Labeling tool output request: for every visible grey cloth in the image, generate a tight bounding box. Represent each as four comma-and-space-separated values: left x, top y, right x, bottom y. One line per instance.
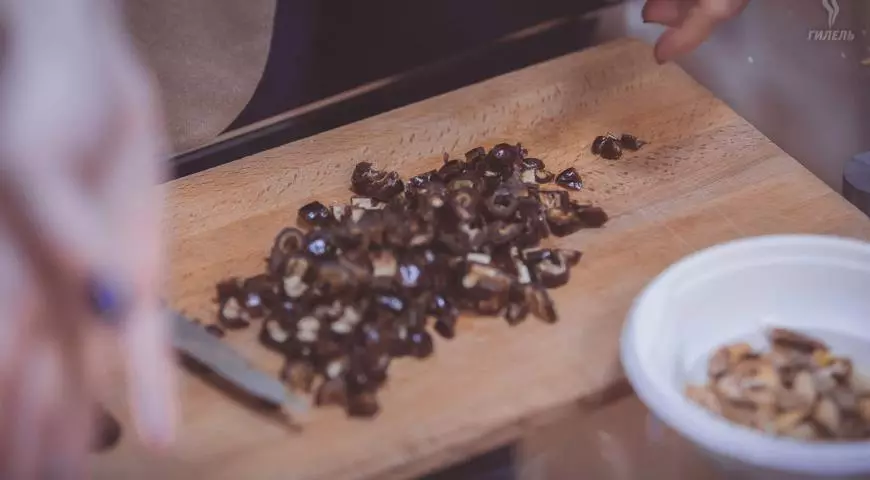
124, 0, 276, 153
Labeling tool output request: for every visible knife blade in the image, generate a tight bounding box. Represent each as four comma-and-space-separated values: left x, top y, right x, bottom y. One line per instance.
170, 311, 308, 414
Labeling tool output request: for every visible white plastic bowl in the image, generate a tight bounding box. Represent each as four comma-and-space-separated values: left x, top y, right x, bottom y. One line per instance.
621, 235, 870, 479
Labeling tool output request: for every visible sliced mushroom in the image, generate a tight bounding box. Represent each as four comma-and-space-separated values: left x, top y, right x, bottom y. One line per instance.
536, 190, 569, 210
305, 230, 339, 259
619, 133, 647, 151
438, 159, 467, 182
573, 204, 609, 228
351, 162, 404, 201
273, 227, 307, 255
215, 277, 244, 302
218, 296, 250, 329
347, 391, 380, 418
504, 301, 529, 326
534, 169, 555, 183
520, 157, 545, 170
448, 188, 480, 223
370, 250, 398, 280
313, 261, 357, 300
281, 360, 315, 392
316, 377, 348, 407
204, 324, 225, 338
813, 397, 842, 436
350, 196, 385, 210
259, 316, 293, 353
485, 188, 519, 219
523, 285, 557, 323
599, 136, 622, 160
531, 252, 570, 288
298, 201, 336, 228
769, 328, 828, 354
407, 328, 434, 358
685, 385, 722, 414
546, 207, 583, 237
555, 167, 583, 191
465, 146, 486, 164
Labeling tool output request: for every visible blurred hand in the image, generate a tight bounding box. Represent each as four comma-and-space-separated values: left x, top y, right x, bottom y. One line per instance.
643, 0, 750, 63
0, 0, 176, 477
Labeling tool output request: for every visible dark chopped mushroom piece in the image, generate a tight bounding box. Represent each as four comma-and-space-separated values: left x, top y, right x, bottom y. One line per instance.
305, 230, 340, 259
531, 251, 571, 288
351, 162, 404, 201
591, 135, 608, 155
259, 316, 293, 353
521, 158, 545, 170
347, 391, 380, 417
282, 360, 316, 392
218, 296, 250, 329
212, 142, 607, 418
537, 190, 569, 210
574, 205, 609, 228
448, 188, 480, 223
268, 228, 307, 275
485, 188, 519, 219
620, 133, 647, 151
534, 169, 555, 184
216, 277, 244, 302
524, 285, 557, 323
546, 207, 584, 237
316, 378, 348, 407
559, 249, 583, 266
350, 196, 385, 210
205, 324, 225, 338
599, 137, 622, 160
242, 274, 276, 318
488, 143, 520, 167
465, 146, 486, 163
438, 158, 467, 182
408, 328, 434, 358
282, 254, 314, 299
555, 167, 583, 191
298, 201, 335, 228
409, 170, 438, 189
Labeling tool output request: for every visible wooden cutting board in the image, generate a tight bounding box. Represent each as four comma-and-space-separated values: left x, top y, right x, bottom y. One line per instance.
92, 38, 870, 479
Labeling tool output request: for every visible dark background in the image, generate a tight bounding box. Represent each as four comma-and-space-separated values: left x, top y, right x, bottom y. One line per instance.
175, 0, 611, 176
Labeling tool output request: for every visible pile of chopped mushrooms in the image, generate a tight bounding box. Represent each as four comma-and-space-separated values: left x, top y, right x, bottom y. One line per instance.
212, 143, 610, 417
687, 328, 870, 441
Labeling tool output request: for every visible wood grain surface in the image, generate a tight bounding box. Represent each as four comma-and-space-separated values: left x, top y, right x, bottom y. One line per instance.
92, 38, 870, 479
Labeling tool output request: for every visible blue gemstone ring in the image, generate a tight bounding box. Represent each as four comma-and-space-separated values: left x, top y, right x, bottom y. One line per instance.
88, 278, 127, 326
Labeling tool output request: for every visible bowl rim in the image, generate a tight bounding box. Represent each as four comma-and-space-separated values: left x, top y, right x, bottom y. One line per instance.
621, 234, 870, 475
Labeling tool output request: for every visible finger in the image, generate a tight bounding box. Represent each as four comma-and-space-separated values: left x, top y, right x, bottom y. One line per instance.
654, 6, 720, 64
123, 307, 177, 448
6, 342, 63, 479
642, 0, 693, 27
107, 86, 177, 449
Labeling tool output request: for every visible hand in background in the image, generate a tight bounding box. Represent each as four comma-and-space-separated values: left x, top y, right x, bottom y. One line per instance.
0, 0, 176, 476
643, 0, 751, 63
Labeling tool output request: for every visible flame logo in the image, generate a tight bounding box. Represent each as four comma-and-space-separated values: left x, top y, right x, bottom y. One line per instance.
822, 0, 840, 28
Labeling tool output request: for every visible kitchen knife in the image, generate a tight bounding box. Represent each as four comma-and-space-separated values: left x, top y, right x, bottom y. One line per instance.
170, 311, 308, 414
